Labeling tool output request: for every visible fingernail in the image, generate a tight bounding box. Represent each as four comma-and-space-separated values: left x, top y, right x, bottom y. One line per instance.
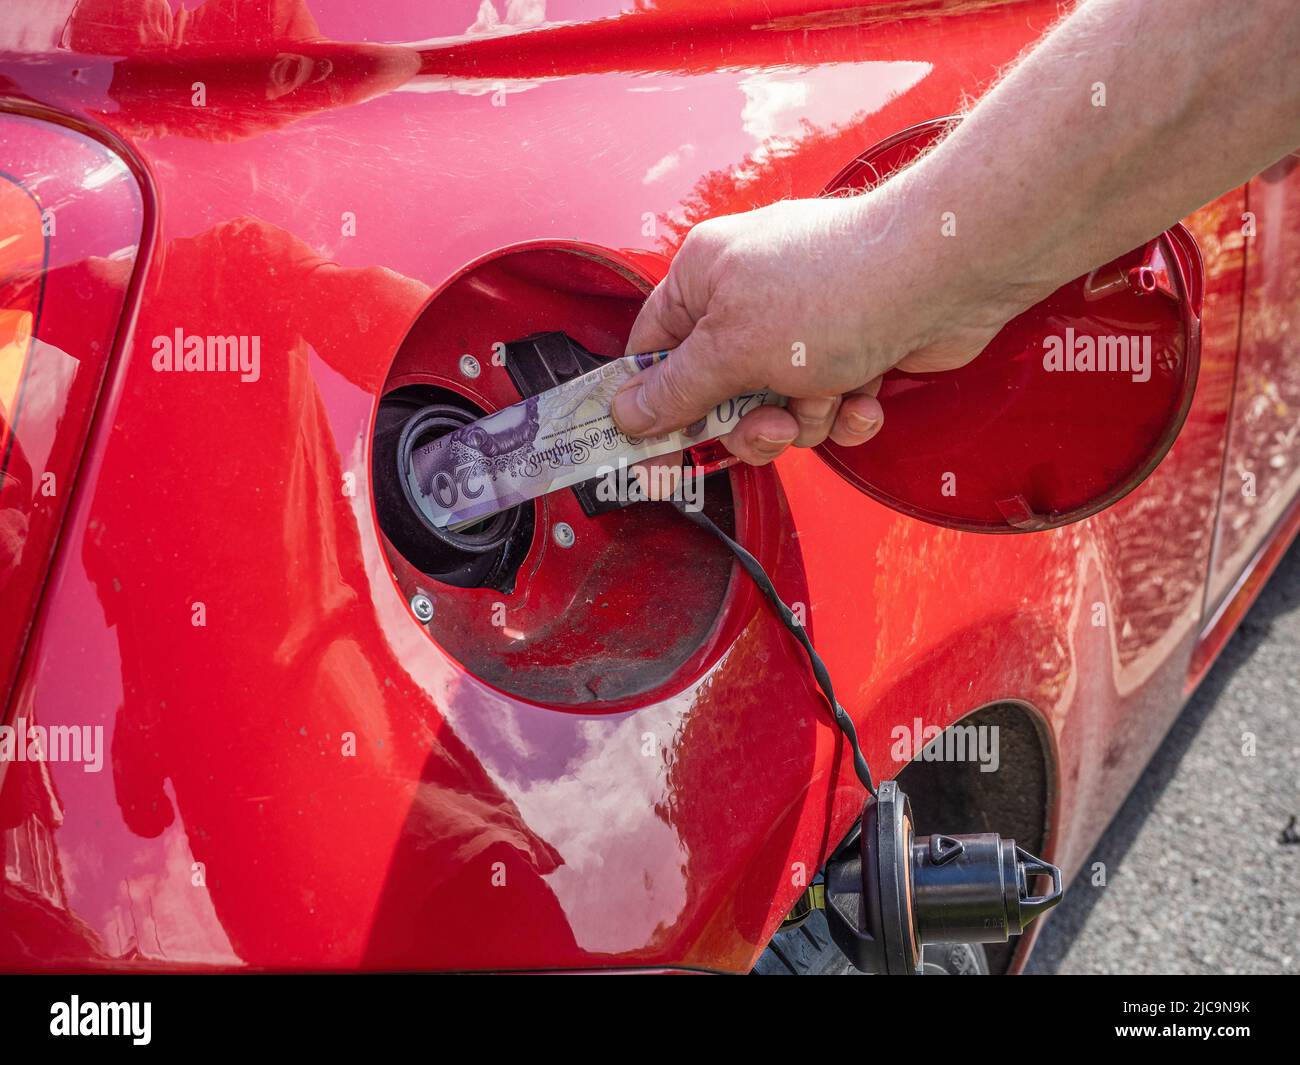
845, 411, 881, 434
754, 433, 796, 455
612, 383, 656, 435
797, 398, 835, 422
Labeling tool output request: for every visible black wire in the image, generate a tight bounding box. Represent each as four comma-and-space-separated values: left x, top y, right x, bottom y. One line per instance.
672, 499, 877, 796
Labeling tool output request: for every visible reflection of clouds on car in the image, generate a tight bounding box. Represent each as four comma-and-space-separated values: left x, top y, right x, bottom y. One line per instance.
62, 0, 421, 143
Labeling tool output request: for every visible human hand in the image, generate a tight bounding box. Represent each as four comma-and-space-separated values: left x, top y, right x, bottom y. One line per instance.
612, 192, 1034, 465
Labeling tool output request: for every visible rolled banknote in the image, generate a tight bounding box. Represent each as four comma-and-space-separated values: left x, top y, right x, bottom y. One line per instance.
407, 350, 784, 530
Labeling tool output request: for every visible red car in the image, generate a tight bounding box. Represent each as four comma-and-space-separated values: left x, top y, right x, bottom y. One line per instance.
1, 0, 1295, 975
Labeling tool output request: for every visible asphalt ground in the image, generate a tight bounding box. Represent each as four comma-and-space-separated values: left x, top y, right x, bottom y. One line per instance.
1026, 539, 1300, 974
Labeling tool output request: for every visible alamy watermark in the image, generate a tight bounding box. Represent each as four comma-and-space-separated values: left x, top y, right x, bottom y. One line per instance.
50, 996, 150, 1045
152, 328, 261, 382
0, 718, 104, 773
593, 459, 705, 512
1043, 327, 1151, 383
890, 718, 1000, 773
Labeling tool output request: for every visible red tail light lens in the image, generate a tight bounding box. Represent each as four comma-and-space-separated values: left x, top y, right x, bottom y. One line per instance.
0, 114, 145, 699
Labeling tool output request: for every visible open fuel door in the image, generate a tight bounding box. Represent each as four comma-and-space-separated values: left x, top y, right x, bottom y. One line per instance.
815, 119, 1203, 533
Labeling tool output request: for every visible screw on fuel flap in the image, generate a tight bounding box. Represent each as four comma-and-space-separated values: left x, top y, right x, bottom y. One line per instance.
820, 781, 1063, 974
379, 334, 1066, 959
409, 593, 434, 623
458, 354, 481, 379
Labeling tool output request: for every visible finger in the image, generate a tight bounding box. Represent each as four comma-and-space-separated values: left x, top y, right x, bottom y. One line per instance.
828, 392, 884, 447
787, 395, 840, 448
625, 269, 697, 357
719, 405, 799, 465
611, 323, 754, 437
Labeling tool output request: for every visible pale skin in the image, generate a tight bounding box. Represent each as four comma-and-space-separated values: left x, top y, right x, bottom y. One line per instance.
612, 0, 1300, 469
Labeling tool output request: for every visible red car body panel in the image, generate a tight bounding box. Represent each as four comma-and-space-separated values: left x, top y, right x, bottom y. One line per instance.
0, 0, 1290, 972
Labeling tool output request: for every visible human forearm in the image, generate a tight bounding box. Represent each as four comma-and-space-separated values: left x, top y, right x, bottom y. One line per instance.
613, 0, 1300, 460
887, 0, 1300, 311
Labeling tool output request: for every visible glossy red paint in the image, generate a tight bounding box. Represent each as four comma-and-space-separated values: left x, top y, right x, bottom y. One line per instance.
0, 0, 1283, 973
372, 240, 769, 710
818, 119, 1204, 533
1203, 152, 1300, 613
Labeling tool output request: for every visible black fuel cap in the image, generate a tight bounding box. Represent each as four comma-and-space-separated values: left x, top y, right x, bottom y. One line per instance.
824, 781, 1063, 974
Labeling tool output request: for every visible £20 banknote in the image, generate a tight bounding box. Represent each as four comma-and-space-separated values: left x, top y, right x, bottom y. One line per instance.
407, 351, 782, 529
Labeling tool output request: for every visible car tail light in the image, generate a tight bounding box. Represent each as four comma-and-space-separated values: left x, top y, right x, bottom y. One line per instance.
0, 112, 146, 700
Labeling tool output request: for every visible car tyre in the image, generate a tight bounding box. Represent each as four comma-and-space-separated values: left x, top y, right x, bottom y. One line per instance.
752, 910, 989, 975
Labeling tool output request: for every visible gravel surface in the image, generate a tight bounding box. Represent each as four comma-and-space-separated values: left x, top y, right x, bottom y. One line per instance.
1027, 540, 1300, 974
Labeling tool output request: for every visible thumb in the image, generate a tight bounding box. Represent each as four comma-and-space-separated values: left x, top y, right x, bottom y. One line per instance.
612, 324, 752, 436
